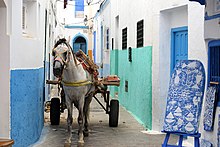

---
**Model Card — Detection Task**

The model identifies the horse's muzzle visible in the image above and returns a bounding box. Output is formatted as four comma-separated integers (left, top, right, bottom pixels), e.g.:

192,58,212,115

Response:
53,61,63,78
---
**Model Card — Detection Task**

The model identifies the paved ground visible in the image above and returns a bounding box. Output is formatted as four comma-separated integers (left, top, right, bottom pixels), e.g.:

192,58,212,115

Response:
30,86,181,147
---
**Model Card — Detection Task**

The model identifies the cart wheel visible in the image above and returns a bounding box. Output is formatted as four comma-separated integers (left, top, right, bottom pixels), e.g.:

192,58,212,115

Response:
50,98,60,125
109,99,119,127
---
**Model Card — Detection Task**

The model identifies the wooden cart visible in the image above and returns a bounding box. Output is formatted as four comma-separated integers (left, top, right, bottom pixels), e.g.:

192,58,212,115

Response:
46,49,120,127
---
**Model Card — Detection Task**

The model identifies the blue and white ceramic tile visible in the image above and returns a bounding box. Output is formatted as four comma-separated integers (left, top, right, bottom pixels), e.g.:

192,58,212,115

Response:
200,139,212,147
163,60,205,134
203,86,216,131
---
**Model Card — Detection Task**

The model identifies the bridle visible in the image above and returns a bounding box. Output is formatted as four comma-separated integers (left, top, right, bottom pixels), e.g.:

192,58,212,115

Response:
53,48,69,69
52,40,92,87
52,40,77,70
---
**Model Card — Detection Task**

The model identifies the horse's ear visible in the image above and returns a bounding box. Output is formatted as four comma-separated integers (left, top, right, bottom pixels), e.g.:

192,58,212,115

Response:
52,49,55,56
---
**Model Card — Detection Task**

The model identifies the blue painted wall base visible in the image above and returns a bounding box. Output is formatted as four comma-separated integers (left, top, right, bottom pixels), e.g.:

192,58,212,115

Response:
11,68,44,147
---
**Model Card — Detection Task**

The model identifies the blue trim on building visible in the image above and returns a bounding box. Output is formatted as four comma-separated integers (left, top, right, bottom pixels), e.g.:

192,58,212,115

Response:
209,40,220,47
65,25,89,29
11,67,44,147
189,0,205,5
72,33,88,54
205,13,220,20
75,0,84,11
103,63,110,77
94,0,110,18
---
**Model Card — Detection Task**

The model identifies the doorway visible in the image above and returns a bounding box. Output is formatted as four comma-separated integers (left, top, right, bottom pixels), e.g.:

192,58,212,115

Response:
171,26,188,71
73,36,87,54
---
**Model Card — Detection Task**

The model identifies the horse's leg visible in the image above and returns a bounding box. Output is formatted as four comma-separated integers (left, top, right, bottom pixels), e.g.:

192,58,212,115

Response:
65,101,73,144
78,97,85,144
83,95,92,137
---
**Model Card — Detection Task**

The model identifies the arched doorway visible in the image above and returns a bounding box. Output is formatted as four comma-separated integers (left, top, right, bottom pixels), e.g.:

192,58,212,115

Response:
73,36,87,54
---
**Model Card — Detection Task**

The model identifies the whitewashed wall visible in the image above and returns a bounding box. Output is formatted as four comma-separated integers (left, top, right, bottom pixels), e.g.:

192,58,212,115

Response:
201,0,220,146
93,1,111,64
10,0,45,69
0,0,10,138
110,0,154,49
95,1,207,146
152,1,205,134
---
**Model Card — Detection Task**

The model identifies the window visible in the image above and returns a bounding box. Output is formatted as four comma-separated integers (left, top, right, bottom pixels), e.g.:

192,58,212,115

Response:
106,28,109,50
137,19,144,48
22,0,37,37
208,40,220,106
22,5,27,32
112,38,114,50
122,27,127,50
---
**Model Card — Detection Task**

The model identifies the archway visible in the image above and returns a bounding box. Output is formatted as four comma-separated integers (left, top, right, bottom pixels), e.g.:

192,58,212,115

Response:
72,35,87,54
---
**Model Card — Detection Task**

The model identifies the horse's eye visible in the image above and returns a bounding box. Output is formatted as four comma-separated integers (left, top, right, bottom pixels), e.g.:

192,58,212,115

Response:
63,51,67,57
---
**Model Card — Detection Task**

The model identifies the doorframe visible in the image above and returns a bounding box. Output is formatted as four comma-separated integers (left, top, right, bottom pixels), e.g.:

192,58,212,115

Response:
170,26,188,72
72,33,88,54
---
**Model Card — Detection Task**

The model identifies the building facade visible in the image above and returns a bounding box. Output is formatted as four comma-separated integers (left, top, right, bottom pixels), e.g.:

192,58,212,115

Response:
93,0,217,145
190,0,220,146
0,0,58,146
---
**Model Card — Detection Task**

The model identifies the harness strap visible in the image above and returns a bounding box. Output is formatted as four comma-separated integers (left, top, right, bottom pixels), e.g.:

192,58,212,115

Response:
61,80,92,87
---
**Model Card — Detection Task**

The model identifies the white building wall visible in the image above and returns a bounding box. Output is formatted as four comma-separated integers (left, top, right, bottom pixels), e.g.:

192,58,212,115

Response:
95,1,207,145
200,0,220,146
152,1,205,134
0,0,10,138
110,0,153,49
10,0,45,69
0,0,58,145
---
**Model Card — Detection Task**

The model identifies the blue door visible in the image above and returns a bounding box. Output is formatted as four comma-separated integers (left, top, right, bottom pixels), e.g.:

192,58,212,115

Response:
208,40,220,105
171,26,188,71
73,43,81,53
73,36,87,54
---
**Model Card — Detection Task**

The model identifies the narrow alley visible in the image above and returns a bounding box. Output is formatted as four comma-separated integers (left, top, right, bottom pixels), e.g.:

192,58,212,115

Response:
1,0,220,147
30,86,177,147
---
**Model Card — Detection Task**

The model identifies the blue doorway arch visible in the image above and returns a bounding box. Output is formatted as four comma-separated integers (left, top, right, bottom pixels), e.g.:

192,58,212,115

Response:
72,33,88,54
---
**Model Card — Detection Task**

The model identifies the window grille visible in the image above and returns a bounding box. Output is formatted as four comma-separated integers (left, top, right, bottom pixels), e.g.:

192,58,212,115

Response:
106,28,109,50
122,27,127,50
22,6,26,31
137,20,144,48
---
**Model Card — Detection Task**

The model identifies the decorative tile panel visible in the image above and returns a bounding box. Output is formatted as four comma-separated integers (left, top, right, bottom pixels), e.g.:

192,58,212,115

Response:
203,86,217,131
163,60,205,134
200,139,212,147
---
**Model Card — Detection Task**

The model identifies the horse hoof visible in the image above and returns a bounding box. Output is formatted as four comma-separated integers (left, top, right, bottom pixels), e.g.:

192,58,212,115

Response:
83,131,89,137
64,142,71,147
78,140,84,146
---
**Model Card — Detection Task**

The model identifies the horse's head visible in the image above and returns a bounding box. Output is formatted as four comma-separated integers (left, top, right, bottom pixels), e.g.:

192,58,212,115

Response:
52,38,71,78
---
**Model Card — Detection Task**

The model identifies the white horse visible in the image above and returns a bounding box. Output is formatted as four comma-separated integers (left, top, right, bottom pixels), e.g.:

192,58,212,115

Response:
52,38,95,146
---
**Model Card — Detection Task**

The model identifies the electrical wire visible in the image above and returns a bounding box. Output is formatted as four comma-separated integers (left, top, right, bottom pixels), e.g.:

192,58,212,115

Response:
57,0,103,7
50,0,105,27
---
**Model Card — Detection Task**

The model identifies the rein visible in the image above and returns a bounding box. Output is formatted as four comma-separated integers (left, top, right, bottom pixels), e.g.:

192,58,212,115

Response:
61,79,92,87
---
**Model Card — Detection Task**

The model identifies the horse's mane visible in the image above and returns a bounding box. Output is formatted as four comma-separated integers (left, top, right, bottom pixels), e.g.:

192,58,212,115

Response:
54,38,68,48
